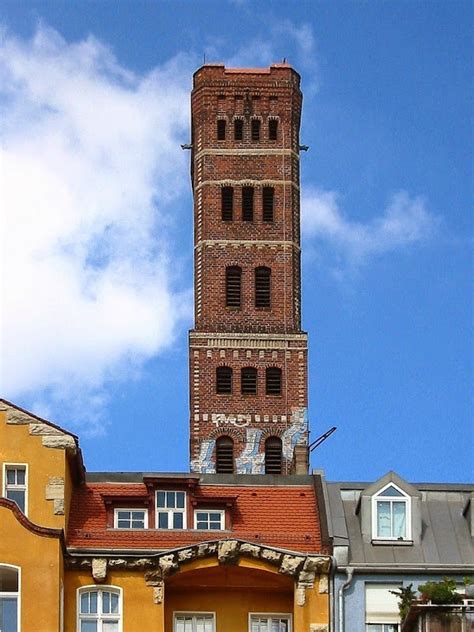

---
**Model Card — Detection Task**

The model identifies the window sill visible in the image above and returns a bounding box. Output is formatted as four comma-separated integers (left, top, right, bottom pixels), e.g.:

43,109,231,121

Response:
371,539,413,546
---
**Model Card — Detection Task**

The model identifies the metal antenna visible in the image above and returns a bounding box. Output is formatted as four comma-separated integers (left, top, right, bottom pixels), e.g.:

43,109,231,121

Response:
309,426,337,453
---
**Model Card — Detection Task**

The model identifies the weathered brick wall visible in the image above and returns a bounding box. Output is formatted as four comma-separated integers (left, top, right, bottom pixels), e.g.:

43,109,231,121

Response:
189,64,309,474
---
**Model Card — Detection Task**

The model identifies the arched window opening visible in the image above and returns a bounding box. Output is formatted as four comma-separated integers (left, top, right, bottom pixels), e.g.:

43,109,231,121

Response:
251,118,261,141
262,187,274,223
268,118,278,140
215,436,234,474
225,266,242,308
0,565,19,632
217,119,226,141
216,366,232,394
265,437,283,474
266,367,282,395
234,118,244,141
78,587,121,632
242,187,254,221
221,187,234,221
241,367,257,395
255,267,271,308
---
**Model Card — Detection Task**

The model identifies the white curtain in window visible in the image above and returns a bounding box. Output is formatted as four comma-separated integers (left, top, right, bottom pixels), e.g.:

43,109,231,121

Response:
366,584,401,624
392,503,406,538
377,502,391,537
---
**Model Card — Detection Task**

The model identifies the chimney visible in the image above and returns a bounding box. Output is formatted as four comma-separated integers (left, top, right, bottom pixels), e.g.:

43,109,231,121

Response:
293,443,309,475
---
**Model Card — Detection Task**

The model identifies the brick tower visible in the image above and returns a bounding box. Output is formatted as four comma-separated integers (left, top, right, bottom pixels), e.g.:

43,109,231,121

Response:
189,64,308,475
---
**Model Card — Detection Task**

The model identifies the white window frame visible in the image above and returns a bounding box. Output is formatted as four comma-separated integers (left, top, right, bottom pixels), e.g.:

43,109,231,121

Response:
113,508,148,529
249,612,292,632
2,464,28,516
193,509,225,531
0,563,21,632
366,625,400,632
77,585,122,632
371,482,411,541
173,611,216,632
155,491,187,530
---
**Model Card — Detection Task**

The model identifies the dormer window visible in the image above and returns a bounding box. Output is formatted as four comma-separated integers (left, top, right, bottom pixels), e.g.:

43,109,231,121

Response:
114,508,147,529
372,483,411,540
156,491,186,529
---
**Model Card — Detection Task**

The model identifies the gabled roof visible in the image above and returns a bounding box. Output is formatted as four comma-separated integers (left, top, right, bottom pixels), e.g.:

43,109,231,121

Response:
0,398,85,483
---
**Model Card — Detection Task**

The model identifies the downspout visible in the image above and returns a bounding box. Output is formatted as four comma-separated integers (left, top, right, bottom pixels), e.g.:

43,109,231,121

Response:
338,567,354,632
329,556,337,632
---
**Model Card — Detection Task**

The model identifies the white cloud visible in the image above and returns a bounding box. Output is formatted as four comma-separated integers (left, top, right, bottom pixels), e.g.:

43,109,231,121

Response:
302,187,438,268
0,25,193,432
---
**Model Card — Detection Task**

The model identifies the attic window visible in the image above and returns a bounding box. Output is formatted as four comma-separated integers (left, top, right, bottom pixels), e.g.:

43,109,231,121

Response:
3,465,27,514
372,483,411,541
114,509,147,529
156,491,186,529
217,119,226,140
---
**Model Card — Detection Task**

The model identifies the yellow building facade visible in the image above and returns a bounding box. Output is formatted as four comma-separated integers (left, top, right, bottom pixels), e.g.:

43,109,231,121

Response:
0,399,331,632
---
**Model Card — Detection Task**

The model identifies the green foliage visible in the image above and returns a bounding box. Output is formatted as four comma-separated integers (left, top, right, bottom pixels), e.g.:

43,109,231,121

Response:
463,576,473,586
417,577,463,605
390,584,417,621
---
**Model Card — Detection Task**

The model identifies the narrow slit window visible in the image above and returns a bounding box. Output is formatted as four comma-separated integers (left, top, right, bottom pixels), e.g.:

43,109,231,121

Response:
255,267,271,308
266,367,282,395
216,366,232,394
225,266,242,308
217,119,226,140
216,436,234,473
234,119,244,141
241,367,257,394
269,118,278,140
242,187,254,221
262,187,274,223
251,119,261,141
221,187,234,221
265,437,283,474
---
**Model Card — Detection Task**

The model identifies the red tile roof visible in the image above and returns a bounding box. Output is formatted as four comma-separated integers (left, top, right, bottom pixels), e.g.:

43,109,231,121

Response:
67,482,325,553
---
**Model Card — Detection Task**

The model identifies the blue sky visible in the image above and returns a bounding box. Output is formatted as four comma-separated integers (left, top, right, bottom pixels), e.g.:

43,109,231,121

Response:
1,1,472,483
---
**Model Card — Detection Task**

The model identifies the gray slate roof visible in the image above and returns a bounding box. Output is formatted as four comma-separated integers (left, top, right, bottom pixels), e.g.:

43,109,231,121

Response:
325,475,474,570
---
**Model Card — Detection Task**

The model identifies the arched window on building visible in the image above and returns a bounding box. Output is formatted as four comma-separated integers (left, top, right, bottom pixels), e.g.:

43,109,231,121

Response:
225,266,242,308
215,436,234,474
255,267,271,308
216,366,232,394
262,187,274,223
265,437,283,474
0,565,19,632
78,586,121,632
221,186,234,221
265,367,282,395
241,367,257,394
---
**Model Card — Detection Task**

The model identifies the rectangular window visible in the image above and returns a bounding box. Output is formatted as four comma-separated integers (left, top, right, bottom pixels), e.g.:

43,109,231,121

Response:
174,613,215,632
365,583,401,631
194,510,225,530
114,509,147,529
250,614,291,632
3,466,27,514
234,119,244,141
217,119,226,141
262,187,274,223
156,491,186,529
242,187,254,221
268,119,278,141
0,566,19,632
251,119,261,141
221,187,234,221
